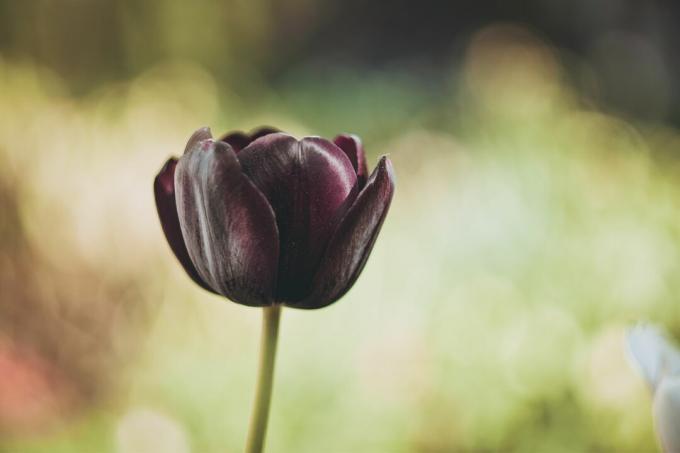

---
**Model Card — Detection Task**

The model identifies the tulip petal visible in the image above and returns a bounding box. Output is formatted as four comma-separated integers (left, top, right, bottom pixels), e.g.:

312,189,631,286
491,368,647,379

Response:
250,126,280,141
219,132,250,152
293,156,395,309
174,135,279,306
334,134,368,188
627,325,680,392
154,157,217,294
238,133,358,302
219,127,279,153
653,376,680,452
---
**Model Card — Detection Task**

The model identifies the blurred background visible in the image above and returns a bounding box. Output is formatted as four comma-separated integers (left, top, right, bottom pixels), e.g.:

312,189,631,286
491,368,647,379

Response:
2,0,680,451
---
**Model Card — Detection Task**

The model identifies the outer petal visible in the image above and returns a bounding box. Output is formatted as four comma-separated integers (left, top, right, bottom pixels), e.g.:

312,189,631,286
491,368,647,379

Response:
653,376,680,453
219,127,279,153
334,134,368,188
238,133,358,302
174,134,279,306
293,156,395,309
154,157,217,294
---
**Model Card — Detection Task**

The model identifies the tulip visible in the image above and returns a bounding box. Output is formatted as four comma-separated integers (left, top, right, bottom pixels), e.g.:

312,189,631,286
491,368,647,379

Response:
154,126,394,309
153,126,395,452
627,325,680,452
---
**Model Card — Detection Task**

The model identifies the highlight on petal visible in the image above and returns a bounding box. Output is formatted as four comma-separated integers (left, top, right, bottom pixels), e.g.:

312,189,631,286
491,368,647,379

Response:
334,134,368,188
626,324,680,392
174,137,279,306
653,376,680,453
294,156,395,309
238,134,358,302
184,126,213,154
153,157,216,294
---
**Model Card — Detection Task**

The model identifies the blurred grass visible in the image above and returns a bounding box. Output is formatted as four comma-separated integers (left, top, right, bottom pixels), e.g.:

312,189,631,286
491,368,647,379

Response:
2,23,680,453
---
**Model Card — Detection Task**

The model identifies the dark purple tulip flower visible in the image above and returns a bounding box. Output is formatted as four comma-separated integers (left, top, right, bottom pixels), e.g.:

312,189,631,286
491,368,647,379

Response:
154,127,395,309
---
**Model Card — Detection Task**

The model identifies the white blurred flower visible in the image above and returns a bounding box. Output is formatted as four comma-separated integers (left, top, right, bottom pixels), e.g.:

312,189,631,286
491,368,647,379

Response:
654,376,680,453
116,407,190,453
627,324,680,452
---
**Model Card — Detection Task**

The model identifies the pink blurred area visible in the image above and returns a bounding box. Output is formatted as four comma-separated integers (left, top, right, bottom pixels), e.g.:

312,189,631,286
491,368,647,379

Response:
0,338,73,434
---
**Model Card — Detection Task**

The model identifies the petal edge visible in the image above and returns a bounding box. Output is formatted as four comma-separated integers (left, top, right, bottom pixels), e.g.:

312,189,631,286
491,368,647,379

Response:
219,126,279,153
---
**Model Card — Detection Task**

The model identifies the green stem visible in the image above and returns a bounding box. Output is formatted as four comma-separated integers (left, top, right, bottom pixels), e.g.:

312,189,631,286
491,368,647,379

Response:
245,304,282,453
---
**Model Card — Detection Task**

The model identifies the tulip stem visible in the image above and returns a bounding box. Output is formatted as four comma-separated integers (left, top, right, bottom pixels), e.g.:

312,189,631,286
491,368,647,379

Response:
245,304,282,453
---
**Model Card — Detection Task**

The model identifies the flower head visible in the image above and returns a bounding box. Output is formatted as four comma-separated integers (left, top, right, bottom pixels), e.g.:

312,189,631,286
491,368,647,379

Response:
154,127,395,309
